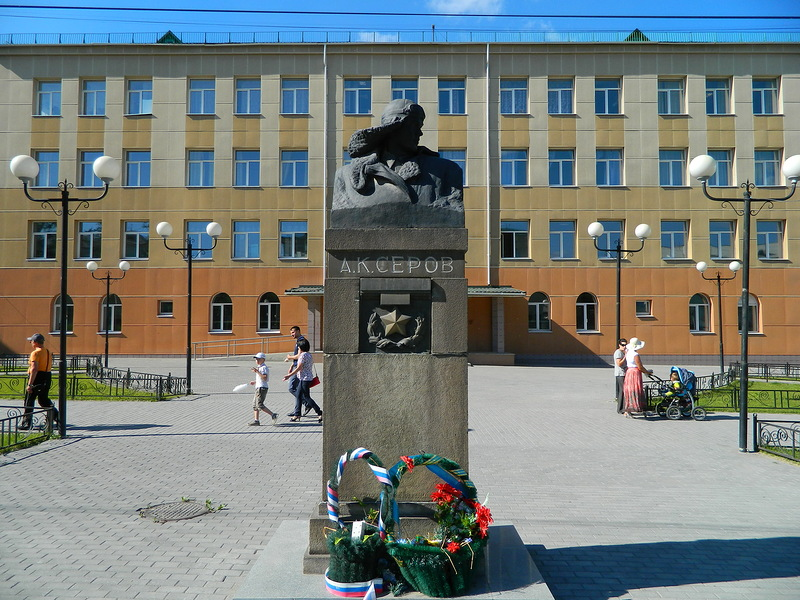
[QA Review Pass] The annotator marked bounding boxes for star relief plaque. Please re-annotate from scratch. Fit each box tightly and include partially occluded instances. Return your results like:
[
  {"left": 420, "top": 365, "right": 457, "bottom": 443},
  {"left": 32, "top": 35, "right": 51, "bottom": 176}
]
[{"left": 367, "top": 305, "right": 426, "bottom": 352}]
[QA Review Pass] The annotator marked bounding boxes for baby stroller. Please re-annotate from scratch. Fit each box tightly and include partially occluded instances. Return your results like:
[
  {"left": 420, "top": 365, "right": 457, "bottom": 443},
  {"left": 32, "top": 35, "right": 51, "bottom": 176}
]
[{"left": 652, "top": 367, "right": 706, "bottom": 421}]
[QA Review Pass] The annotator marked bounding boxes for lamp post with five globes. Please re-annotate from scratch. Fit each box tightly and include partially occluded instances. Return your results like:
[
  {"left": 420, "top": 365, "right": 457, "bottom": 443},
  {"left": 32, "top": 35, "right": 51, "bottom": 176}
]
[
  {"left": 695, "top": 260, "right": 741, "bottom": 378},
  {"left": 86, "top": 260, "right": 131, "bottom": 369}
]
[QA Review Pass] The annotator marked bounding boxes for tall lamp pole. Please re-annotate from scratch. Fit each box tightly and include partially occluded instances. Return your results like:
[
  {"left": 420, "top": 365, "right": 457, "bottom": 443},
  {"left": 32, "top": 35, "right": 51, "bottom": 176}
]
[
  {"left": 588, "top": 222, "right": 652, "bottom": 344},
  {"left": 156, "top": 221, "right": 222, "bottom": 395},
  {"left": 86, "top": 260, "right": 131, "bottom": 368},
  {"left": 695, "top": 260, "right": 741, "bottom": 377},
  {"left": 689, "top": 153, "right": 800, "bottom": 452},
  {"left": 10, "top": 154, "right": 119, "bottom": 437}
]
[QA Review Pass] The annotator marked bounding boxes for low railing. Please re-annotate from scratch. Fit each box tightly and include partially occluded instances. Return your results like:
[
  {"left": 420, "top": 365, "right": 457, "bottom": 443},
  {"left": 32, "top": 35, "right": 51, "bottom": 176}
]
[
  {"left": 0, "top": 406, "right": 53, "bottom": 452},
  {"left": 84, "top": 363, "right": 186, "bottom": 399},
  {"left": 731, "top": 362, "right": 800, "bottom": 382},
  {"left": 0, "top": 354, "right": 102, "bottom": 374},
  {"left": 754, "top": 416, "right": 800, "bottom": 462},
  {"left": 192, "top": 335, "right": 296, "bottom": 359}
]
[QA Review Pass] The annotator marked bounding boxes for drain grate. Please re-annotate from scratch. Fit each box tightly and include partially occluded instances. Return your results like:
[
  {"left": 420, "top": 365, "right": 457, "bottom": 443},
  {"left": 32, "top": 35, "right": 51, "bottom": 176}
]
[{"left": 138, "top": 501, "right": 211, "bottom": 523}]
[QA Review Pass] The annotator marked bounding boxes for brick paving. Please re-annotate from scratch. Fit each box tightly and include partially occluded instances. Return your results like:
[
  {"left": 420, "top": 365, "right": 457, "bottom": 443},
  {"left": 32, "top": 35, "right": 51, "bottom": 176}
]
[{"left": 1, "top": 358, "right": 799, "bottom": 600}]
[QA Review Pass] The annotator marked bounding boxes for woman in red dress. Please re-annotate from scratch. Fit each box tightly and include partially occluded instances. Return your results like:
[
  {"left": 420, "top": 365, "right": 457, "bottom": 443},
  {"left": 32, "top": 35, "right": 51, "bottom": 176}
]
[{"left": 622, "top": 337, "right": 652, "bottom": 417}]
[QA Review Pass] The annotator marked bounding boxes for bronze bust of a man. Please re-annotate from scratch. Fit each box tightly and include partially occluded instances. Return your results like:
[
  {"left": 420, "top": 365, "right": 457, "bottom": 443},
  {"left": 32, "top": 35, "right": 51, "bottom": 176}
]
[{"left": 331, "top": 99, "right": 464, "bottom": 228}]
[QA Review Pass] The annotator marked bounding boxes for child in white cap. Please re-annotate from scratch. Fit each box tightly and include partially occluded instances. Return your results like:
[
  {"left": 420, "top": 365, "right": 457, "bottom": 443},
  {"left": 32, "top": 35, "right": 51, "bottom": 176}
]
[{"left": 249, "top": 353, "right": 277, "bottom": 426}]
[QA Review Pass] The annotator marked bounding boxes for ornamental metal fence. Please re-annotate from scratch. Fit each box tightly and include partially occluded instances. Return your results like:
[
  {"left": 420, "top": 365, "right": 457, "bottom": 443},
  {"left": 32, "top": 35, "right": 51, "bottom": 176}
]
[
  {"left": 0, "top": 406, "right": 53, "bottom": 452},
  {"left": 84, "top": 363, "right": 186, "bottom": 399},
  {"left": 754, "top": 416, "right": 800, "bottom": 462}
]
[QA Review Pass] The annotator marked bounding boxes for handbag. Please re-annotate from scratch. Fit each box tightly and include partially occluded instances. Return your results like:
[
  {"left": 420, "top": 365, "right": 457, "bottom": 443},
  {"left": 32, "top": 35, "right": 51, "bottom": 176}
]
[{"left": 310, "top": 366, "right": 321, "bottom": 387}]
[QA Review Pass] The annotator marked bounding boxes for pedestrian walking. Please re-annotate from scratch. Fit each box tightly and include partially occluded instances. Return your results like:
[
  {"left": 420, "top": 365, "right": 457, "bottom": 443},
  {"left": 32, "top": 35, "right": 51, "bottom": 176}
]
[
  {"left": 613, "top": 338, "right": 627, "bottom": 413},
  {"left": 20, "top": 333, "right": 58, "bottom": 429},
  {"left": 248, "top": 353, "right": 278, "bottom": 426},
  {"left": 622, "top": 337, "right": 652, "bottom": 418},
  {"left": 283, "top": 339, "right": 322, "bottom": 423}
]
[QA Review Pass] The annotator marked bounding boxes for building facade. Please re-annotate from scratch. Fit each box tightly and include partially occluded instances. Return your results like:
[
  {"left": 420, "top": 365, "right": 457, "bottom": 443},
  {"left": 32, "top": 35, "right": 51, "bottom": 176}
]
[{"left": 1, "top": 37, "right": 798, "bottom": 362}]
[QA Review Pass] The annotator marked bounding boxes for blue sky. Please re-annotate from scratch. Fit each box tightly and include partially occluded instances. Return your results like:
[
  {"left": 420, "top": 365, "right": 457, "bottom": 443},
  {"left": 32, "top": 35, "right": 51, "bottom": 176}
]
[{"left": 1, "top": 0, "right": 798, "bottom": 37}]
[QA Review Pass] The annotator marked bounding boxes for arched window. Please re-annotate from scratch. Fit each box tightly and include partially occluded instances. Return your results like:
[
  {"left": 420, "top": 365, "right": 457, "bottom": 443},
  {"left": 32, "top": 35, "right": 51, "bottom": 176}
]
[
  {"left": 52, "top": 294, "right": 74, "bottom": 334},
  {"left": 101, "top": 294, "right": 122, "bottom": 333},
  {"left": 738, "top": 293, "right": 760, "bottom": 333},
  {"left": 689, "top": 293, "right": 710, "bottom": 333},
  {"left": 210, "top": 293, "right": 233, "bottom": 332},
  {"left": 258, "top": 292, "right": 281, "bottom": 332},
  {"left": 528, "top": 292, "right": 551, "bottom": 331},
  {"left": 576, "top": 292, "right": 597, "bottom": 332}
]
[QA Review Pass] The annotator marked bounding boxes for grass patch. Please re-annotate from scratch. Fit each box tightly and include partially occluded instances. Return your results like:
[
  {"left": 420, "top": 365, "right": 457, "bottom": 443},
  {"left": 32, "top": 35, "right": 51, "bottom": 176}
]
[
  {"left": 0, "top": 373, "right": 167, "bottom": 402},
  {"left": 1, "top": 430, "right": 54, "bottom": 454},
  {"left": 696, "top": 380, "right": 800, "bottom": 414}
]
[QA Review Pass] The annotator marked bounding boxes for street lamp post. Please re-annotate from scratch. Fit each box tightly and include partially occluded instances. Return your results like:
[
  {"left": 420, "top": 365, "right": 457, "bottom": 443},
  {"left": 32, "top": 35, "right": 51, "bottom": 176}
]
[
  {"left": 10, "top": 154, "right": 119, "bottom": 437},
  {"left": 156, "top": 221, "right": 222, "bottom": 395},
  {"left": 86, "top": 260, "right": 131, "bottom": 368},
  {"left": 696, "top": 260, "right": 741, "bottom": 377},
  {"left": 588, "top": 222, "right": 652, "bottom": 344},
  {"left": 689, "top": 153, "right": 800, "bottom": 452}
]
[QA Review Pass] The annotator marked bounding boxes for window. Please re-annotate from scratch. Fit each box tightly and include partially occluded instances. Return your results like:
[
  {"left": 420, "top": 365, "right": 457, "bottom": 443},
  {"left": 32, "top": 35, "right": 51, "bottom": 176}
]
[
  {"left": 708, "top": 150, "right": 732, "bottom": 187},
  {"left": 500, "top": 221, "right": 529, "bottom": 259},
  {"left": 738, "top": 293, "right": 759, "bottom": 333},
  {"left": 77, "top": 221, "right": 102, "bottom": 260},
  {"left": 123, "top": 221, "right": 149, "bottom": 260},
  {"left": 279, "top": 221, "right": 308, "bottom": 259},
  {"left": 31, "top": 222, "right": 57, "bottom": 260},
  {"left": 188, "top": 78, "right": 215, "bottom": 115},
  {"left": 439, "top": 149, "right": 466, "bottom": 183},
  {"left": 528, "top": 292, "right": 550, "bottom": 332},
  {"left": 233, "top": 221, "right": 260, "bottom": 259},
  {"left": 127, "top": 79, "right": 152, "bottom": 115},
  {"left": 709, "top": 221, "right": 735, "bottom": 260},
  {"left": 661, "top": 221, "right": 688, "bottom": 259},
  {"left": 52, "top": 294, "right": 74, "bottom": 334},
  {"left": 210, "top": 293, "right": 233, "bottom": 333},
  {"left": 689, "top": 294, "right": 710, "bottom": 333},
  {"left": 439, "top": 79, "right": 465, "bottom": 115},
  {"left": 158, "top": 300, "right": 173, "bottom": 317},
  {"left": 659, "top": 149, "right": 685, "bottom": 186},
  {"left": 79, "top": 151, "right": 103, "bottom": 187},
  {"left": 392, "top": 79, "right": 418, "bottom": 103},
  {"left": 187, "top": 150, "right": 214, "bottom": 187},
  {"left": 658, "top": 79, "right": 684, "bottom": 115},
  {"left": 125, "top": 151, "right": 151, "bottom": 187},
  {"left": 596, "top": 149, "right": 622, "bottom": 186},
  {"left": 34, "top": 151, "right": 59, "bottom": 188},
  {"left": 344, "top": 79, "right": 371, "bottom": 115},
  {"left": 100, "top": 294, "right": 122, "bottom": 334},
  {"left": 36, "top": 81, "right": 61, "bottom": 116},
  {"left": 753, "top": 78, "right": 778, "bottom": 115},
  {"left": 754, "top": 150, "right": 780, "bottom": 186},
  {"left": 595, "top": 220, "right": 623, "bottom": 259},
  {"left": 81, "top": 80, "right": 105, "bottom": 116},
  {"left": 635, "top": 300, "right": 653, "bottom": 317},
  {"left": 706, "top": 78, "right": 731, "bottom": 115},
  {"left": 186, "top": 221, "right": 216, "bottom": 260},
  {"left": 757, "top": 221, "right": 784, "bottom": 260},
  {"left": 549, "top": 150, "right": 575, "bottom": 186},
  {"left": 550, "top": 221, "right": 576, "bottom": 259},
  {"left": 343, "top": 150, "right": 352, "bottom": 166},
  {"left": 258, "top": 292, "right": 281, "bottom": 332},
  {"left": 280, "top": 150, "right": 308, "bottom": 187},
  {"left": 500, "top": 150, "right": 527, "bottom": 186},
  {"left": 548, "top": 79, "right": 573, "bottom": 114},
  {"left": 282, "top": 78, "right": 309, "bottom": 114},
  {"left": 500, "top": 79, "right": 527, "bottom": 114},
  {"left": 235, "top": 78, "right": 260, "bottom": 115},
  {"left": 595, "top": 78, "right": 621, "bottom": 115},
  {"left": 576, "top": 292, "right": 598, "bottom": 332},
  {"left": 234, "top": 150, "right": 260, "bottom": 187}
]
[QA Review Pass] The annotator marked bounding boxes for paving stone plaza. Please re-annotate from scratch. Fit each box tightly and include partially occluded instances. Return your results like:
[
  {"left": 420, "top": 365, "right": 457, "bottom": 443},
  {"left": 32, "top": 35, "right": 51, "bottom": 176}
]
[{"left": 1, "top": 357, "right": 799, "bottom": 600}]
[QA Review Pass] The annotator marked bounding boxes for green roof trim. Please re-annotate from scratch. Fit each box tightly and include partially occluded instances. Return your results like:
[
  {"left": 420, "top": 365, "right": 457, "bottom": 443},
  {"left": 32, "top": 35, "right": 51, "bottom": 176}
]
[
  {"left": 157, "top": 30, "right": 183, "bottom": 44},
  {"left": 624, "top": 29, "right": 651, "bottom": 42}
]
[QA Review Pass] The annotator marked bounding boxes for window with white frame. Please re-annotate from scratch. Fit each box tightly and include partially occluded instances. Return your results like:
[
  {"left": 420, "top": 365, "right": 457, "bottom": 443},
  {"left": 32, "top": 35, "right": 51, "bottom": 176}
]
[
  {"left": 127, "top": 79, "right": 152, "bottom": 115},
  {"left": 186, "top": 221, "right": 216, "bottom": 260},
  {"left": 576, "top": 292, "right": 598, "bottom": 332},
  {"left": 706, "top": 78, "right": 731, "bottom": 115},
  {"left": 31, "top": 222, "right": 57, "bottom": 260},
  {"left": 550, "top": 221, "right": 576, "bottom": 259},
  {"left": 548, "top": 79, "right": 573, "bottom": 114},
  {"left": 280, "top": 150, "right": 308, "bottom": 187},
  {"left": 77, "top": 221, "right": 102, "bottom": 260},
  {"left": 635, "top": 300, "right": 653, "bottom": 317},
  {"left": 158, "top": 300, "right": 173, "bottom": 317},
  {"left": 34, "top": 151, "right": 59, "bottom": 187},
  {"left": 528, "top": 292, "right": 551, "bottom": 332},
  {"left": 439, "top": 79, "right": 466, "bottom": 115},
  {"left": 549, "top": 149, "right": 575, "bottom": 186},
  {"left": 595, "top": 78, "right": 621, "bottom": 115},
  {"left": 188, "top": 78, "right": 215, "bottom": 115},
  {"left": 100, "top": 294, "right": 122, "bottom": 334},
  {"left": 81, "top": 80, "right": 105, "bottom": 116},
  {"left": 708, "top": 149, "right": 732, "bottom": 187},
  {"left": 279, "top": 221, "right": 308, "bottom": 259},
  {"left": 438, "top": 149, "right": 466, "bottom": 183},
  {"left": 595, "top": 220, "right": 623, "bottom": 259},
  {"left": 52, "top": 294, "right": 74, "bottom": 334},
  {"left": 79, "top": 151, "right": 103, "bottom": 187},
  {"left": 661, "top": 220, "right": 688, "bottom": 259},
  {"left": 258, "top": 292, "right": 281, "bottom": 332},
  {"left": 738, "top": 293, "right": 759, "bottom": 333},
  {"left": 210, "top": 293, "right": 233, "bottom": 333},
  {"left": 689, "top": 294, "right": 710, "bottom": 333},
  {"left": 234, "top": 150, "right": 260, "bottom": 187},
  {"left": 596, "top": 149, "right": 622, "bottom": 186},
  {"left": 235, "top": 78, "right": 261, "bottom": 115},
  {"left": 659, "top": 149, "right": 685, "bottom": 186},
  {"left": 752, "top": 78, "right": 778, "bottom": 115},
  {"left": 500, "top": 149, "right": 527, "bottom": 186},
  {"left": 233, "top": 221, "right": 260, "bottom": 260},
  {"left": 187, "top": 150, "right": 214, "bottom": 187},
  {"left": 500, "top": 221, "right": 529, "bottom": 259},
  {"left": 709, "top": 220, "right": 735, "bottom": 260},
  {"left": 754, "top": 150, "right": 780, "bottom": 186},
  {"left": 658, "top": 79, "right": 684, "bottom": 115},
  {"left": 36, "top": 81, "right": 61, "bottom": 116},
  {"left": 757, "top": 220, "right": 784, "bottom": 260},
  {"left": 123, "top": 221, "right": 149, "bottom": 259},
  {"left": 500, "top": 79, "right": 527, "bottom": 114},
  {"left": 344, "top": 79, "right": 371, "bottom": 115},
  {"left": 391, "top": 79, "right": 418, "bottom": 103},
  {"left": 282, "top": 78, "right": 309, "bottom": 114},
  {"left": 125, "top": 151, "right": 151, "bottom": 187}
]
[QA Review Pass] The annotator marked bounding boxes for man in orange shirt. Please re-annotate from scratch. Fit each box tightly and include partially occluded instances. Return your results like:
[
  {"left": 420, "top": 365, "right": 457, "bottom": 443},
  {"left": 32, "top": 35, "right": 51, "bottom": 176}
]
[{"left": 20, "top": 333, "right": 58, "bottom": 430}]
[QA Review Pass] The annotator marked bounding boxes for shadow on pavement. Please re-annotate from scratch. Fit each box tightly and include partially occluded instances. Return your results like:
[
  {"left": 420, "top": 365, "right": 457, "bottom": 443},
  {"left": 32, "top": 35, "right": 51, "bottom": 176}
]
[{"left": 69, "top": 423, "right": 172, "bottom": 432}]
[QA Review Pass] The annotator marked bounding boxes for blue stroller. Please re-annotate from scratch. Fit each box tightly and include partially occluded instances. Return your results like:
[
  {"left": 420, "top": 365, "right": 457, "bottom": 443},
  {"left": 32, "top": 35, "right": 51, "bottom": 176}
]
[{"left": 652, "top": 367, "right": 707, "bottom": 421}]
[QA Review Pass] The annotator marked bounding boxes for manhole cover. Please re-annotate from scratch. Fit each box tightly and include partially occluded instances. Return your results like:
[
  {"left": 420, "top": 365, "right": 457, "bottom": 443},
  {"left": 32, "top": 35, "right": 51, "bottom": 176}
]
[{"left": 138, "top": 501, "right": 211, "bottom": 523}]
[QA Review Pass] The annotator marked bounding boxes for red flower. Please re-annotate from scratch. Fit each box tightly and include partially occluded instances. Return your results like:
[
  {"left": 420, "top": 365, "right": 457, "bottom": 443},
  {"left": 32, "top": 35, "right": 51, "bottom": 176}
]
[
  {"left": 430, "top": 483, "right": 462, "bottom": 505},
  {"left": 475, "top": 503, "right": 493, "bottom": 538},
  {"left": 446, "top": 541, "right": 461, "bottom": 553},
  {"left": 400, "top": 456, "right": 415, "bottom": 473}
]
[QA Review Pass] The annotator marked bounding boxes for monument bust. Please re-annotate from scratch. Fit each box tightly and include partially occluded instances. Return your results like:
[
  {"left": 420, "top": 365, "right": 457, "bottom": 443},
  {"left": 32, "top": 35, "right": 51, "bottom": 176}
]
[{"left": 331, "top": 99, "right": 464, "bottom": 228}]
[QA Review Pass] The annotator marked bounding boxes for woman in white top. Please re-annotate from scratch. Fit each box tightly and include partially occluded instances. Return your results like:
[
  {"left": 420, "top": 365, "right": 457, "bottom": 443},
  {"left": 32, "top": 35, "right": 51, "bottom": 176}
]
[
  {"left": 622, "top": 337, "right": 652, "bottom": 417},
  {"left": 283, "top": 338, "right": 322, "bottom": 423}
]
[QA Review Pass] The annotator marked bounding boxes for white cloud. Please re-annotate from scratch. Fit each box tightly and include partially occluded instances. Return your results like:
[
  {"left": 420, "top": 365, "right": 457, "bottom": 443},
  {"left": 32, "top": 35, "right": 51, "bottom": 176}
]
[{"left": 427, "top": 0, "right": 504, "bottom": 15}]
